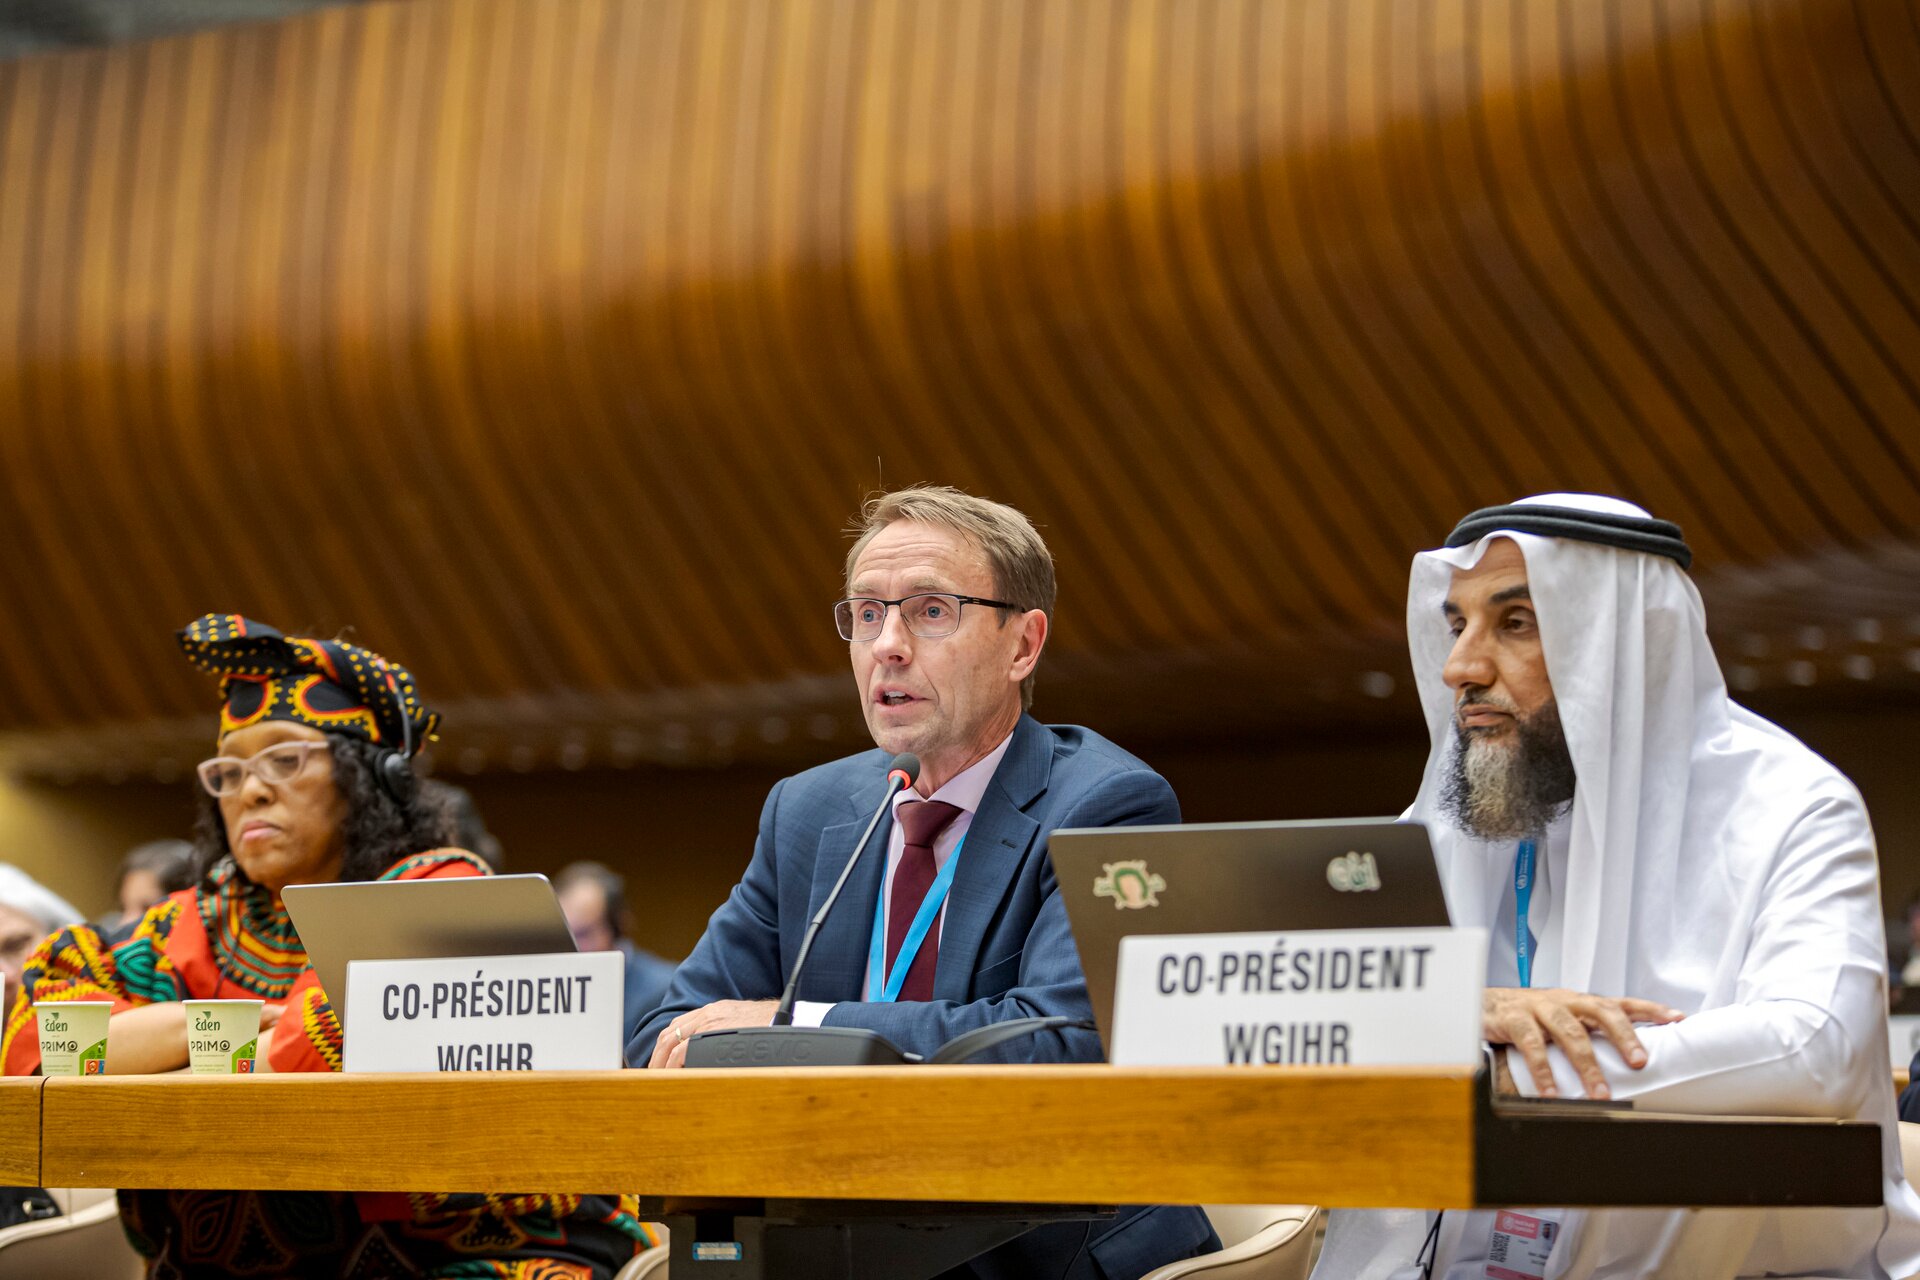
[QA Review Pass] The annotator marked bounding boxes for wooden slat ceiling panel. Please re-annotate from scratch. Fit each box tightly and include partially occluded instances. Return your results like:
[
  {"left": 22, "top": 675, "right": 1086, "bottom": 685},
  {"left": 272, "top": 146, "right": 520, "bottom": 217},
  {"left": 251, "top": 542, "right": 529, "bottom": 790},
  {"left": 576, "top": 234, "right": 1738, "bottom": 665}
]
[{"left": 0, "top": 0, "right": 1915, "bottom": 779}]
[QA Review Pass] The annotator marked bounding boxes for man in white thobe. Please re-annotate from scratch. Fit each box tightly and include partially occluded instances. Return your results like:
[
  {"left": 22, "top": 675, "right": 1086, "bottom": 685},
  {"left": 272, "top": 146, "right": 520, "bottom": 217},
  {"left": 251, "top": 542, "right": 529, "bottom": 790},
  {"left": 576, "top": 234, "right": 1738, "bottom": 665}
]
[{"left": 1316, "top": 494, "right": 1920, "bottom": 1280}]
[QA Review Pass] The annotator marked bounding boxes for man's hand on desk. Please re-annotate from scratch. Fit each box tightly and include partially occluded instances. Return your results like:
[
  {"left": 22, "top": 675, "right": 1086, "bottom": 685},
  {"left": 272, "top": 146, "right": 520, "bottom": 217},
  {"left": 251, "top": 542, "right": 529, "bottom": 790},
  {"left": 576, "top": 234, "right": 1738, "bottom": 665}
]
[
  {"left": 1483, "top": 987, "right": 1684, "bottom": 1100},
  {"left": 648, "top": 1000, "right": 779, "bottom": 1069}
]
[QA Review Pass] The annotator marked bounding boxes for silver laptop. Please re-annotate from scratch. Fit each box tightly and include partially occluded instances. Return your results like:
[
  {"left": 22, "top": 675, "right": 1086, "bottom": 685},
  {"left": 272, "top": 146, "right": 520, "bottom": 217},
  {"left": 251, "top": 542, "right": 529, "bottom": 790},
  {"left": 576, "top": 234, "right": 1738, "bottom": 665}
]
[
  {"left": 1049, "top": 818, "right": 1450, "bottom": 1049},
  {"left": 283, "top": 874, "right": 576, "bottom": 1024}
]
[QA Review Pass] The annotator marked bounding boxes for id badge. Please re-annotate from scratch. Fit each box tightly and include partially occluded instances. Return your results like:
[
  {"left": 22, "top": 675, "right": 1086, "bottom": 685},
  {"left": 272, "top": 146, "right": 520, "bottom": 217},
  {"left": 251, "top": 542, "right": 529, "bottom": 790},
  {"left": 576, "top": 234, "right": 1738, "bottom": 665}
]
[{"left": 1483, "top": 1210, "right": 1562, "bottom": 1280}]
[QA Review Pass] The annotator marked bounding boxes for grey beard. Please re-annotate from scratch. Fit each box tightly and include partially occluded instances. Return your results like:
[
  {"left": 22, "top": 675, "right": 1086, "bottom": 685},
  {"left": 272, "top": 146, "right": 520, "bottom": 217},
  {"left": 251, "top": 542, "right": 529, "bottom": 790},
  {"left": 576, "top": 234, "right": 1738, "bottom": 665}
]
[{"left": 1439, "top": 700, "right": 1577, "bottom": 841}]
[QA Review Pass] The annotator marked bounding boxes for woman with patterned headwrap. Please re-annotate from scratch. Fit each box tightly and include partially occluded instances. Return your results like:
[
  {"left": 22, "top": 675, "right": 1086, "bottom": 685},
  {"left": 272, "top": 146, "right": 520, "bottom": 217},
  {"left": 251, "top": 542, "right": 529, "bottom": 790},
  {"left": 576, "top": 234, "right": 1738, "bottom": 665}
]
[{"left": 0, "top": 615, "right": 655, "bottom": 1279}]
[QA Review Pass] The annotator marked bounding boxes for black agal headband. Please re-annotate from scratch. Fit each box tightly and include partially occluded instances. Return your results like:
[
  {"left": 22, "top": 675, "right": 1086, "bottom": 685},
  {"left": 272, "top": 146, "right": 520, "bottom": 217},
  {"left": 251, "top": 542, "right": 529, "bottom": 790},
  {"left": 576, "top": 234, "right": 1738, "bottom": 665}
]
[{"left": 1444, "top": 503, "right": 1693, "bottom": 570}]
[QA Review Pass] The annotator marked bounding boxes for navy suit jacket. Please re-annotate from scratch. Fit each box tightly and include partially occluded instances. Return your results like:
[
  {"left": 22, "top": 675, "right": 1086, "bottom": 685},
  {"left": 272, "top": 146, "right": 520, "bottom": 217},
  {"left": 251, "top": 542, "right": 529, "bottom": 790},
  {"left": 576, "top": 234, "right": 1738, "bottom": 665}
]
[
  {"left": 628, "top": 715, "right": 1217, "bottom": 1278},
  {"left": 619, "top": 942, "right": 678, "bottom": 1043}
]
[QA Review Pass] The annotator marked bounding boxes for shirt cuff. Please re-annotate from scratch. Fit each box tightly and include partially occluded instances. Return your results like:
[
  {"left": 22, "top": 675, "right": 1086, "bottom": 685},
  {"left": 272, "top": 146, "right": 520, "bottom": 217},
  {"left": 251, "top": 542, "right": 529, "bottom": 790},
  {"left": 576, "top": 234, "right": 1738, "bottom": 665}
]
[
  {"left": 1504, "top": 1042, "right": 1622, "bottom": 1100},
  {"left": 791, "top": 1001, "right": 835, "bottom": 1028}
]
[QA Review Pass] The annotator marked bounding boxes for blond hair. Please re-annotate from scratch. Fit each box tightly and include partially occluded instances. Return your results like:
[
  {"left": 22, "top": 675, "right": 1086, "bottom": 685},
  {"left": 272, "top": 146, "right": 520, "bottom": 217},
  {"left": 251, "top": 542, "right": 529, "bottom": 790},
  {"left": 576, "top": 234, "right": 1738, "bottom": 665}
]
[{"left": 844, "top": 486, "right": 1055, "bottom": 708}]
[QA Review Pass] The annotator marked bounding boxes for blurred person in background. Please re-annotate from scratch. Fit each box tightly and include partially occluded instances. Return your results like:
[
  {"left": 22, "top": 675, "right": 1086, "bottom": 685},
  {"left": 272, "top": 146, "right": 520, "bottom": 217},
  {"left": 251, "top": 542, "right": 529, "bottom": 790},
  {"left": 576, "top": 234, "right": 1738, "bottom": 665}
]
[
  {"left": 1899, "top": 894, "right": 1920, "bottom": 993},
  {"left": 1899, "top": 896, "right": 1920, "bottom": 1119},
  {"left": 556, "top": 860, "right": 676, "bottom": 1036},
  {"left": 428, "top": 779, "right": 506, "bottom": 871},
  {"left": 2, "top": 615, "right": 655, "bottom": 1279},
  {"left": 0, "top": 871, "right": 73, "bottom": 1233},
  {"left": 0, "top": 864, "right": 81, "bottom": 994},
  {"left": 106, "top": 839, "right": 195, "bottom": 930}
]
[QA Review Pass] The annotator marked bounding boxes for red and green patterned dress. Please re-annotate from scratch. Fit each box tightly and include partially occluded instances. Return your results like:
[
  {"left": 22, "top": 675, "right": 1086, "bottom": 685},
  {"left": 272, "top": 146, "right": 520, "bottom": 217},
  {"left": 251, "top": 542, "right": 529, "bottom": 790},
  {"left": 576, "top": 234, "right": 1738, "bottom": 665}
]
[{"left": 0, "top": 849, "right": 657, "bottom": 1279}]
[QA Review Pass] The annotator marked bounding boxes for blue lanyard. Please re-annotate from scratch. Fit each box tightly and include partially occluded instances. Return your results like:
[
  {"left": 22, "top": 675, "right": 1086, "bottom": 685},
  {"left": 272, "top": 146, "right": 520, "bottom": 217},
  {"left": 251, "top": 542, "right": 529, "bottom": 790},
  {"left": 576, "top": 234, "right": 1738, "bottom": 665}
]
[
  {"left": 1514, "top": 838, "right": 1537, "bottom": 990},
  {"left": 867, "top": 831, "right": 968, "bottom": 1003}
]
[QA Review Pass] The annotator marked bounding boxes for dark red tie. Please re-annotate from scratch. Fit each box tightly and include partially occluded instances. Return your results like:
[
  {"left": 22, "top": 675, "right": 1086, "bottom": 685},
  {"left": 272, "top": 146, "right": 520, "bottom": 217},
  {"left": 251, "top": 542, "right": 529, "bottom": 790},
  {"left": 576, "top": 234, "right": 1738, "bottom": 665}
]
[{"left": 885, "top": 799, "right": 963, "bottom": 1003}]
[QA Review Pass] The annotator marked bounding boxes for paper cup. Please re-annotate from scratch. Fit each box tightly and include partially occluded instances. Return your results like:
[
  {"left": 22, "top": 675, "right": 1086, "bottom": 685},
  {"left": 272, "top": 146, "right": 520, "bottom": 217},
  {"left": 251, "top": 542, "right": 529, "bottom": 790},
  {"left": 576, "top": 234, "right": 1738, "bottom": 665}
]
[
  {"left": 185, "top": 999, "right": 263, "bottom": 1075},
  {"left": 36, "top": 1001, "right": 112, "bottom": 1077}
]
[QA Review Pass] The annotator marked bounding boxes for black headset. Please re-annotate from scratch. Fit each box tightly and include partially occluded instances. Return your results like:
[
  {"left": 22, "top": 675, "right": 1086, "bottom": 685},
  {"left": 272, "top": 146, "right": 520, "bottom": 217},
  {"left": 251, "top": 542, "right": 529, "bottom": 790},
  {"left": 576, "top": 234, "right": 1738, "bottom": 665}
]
[{"left": 372, "top": 661, "right": 418, "bottom": 806}]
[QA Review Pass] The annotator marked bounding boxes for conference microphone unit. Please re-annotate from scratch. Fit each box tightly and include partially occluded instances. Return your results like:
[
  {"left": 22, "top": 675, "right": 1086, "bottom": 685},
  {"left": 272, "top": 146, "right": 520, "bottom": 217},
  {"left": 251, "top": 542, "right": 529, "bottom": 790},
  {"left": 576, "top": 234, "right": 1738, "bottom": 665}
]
[{"left": 685, "top": 753, "right": 922, "bottom": 1068}]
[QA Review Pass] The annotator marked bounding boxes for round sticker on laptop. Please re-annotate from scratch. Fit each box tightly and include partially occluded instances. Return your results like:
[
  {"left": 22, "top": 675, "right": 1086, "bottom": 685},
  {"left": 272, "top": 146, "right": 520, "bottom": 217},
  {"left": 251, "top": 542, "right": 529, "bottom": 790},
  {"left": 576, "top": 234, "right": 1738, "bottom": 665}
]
[{"left": 1093, "top": 860, "right": 1165, "bottom": 909}]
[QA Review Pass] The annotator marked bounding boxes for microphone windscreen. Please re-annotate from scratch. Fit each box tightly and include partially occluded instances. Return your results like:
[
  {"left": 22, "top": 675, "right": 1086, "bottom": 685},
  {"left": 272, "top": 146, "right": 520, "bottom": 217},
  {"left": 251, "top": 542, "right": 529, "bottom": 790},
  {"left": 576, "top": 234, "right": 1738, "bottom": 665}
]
[{"left": 888, "top": 753, "right": 921, "bottom": 786}]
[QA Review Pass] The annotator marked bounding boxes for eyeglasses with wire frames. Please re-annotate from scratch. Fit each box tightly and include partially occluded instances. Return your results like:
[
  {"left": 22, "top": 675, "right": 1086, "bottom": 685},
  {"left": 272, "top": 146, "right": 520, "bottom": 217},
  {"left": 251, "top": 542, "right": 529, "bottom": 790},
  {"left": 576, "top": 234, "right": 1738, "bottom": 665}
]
[
  {"left": 196, "top": 741, "right": 332, "bottom": 798},
  {"left": 833, "top": 593, "right": 1020, "bottom": 642}
]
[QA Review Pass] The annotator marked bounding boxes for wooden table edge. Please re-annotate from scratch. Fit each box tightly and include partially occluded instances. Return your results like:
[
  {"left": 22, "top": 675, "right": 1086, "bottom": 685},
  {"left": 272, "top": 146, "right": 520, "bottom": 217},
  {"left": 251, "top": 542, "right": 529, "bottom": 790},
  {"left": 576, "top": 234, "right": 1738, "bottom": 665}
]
[
  {"left": 0, "top": 1076, "right": 43, "bottom": 1186},
  {"left": 41, "top": 1066, "right": 1480, "bottom": 1206}
]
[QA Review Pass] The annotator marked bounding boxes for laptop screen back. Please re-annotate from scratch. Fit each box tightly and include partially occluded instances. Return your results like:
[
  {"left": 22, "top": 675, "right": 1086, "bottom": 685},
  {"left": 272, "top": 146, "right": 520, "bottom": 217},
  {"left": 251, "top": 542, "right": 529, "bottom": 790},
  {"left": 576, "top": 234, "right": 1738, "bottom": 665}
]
[
  {"left": 1049, "top": 818, "right": 1449, "bottom": 1049},
  {"left": 283, "top": 874, "right": 576, "bottom": 1025}
]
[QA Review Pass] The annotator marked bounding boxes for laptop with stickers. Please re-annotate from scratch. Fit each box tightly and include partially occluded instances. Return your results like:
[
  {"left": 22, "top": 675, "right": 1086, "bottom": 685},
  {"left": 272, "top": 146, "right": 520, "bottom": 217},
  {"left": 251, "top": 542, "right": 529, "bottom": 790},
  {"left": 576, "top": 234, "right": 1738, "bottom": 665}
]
[{"left": 1048, "top": 818, "right": 1450, "bottom": 1050}]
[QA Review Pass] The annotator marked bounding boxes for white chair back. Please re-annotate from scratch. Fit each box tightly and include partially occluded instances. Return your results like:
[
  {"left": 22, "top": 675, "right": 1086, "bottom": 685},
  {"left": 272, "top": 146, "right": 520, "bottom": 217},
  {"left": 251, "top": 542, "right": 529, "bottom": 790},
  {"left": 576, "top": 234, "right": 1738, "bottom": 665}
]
[
  {"left": 614, "top": 1241, "right": 670, "bottom": 1279},
  {"left": 0, "top": 1187, "right": 144, "bottom": 1280},
  {"left": 1139, "top": 1204, "right": 1319, "bottom": 1280}
]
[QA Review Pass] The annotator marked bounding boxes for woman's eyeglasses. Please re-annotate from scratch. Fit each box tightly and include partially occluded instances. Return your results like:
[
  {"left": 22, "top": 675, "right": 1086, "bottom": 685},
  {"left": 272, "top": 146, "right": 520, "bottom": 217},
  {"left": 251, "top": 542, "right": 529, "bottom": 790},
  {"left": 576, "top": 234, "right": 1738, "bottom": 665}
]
[{"left": 195, "top": 741, "right": 331, "bottom": 797}]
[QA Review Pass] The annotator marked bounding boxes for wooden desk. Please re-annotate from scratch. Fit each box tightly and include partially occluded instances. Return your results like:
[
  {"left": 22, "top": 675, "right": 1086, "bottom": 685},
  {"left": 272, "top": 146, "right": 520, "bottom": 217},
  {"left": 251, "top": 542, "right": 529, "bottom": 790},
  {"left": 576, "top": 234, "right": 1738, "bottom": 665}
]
[
  {"left": 32, "top": 1067, "right": 1882, "bottom": 1209},
  {"left": 0, "top": 1078, "right": 38, "bottom": 1184},
  {"left": 41, "top": 1067, "right": 1473, "bottom": 1206}
]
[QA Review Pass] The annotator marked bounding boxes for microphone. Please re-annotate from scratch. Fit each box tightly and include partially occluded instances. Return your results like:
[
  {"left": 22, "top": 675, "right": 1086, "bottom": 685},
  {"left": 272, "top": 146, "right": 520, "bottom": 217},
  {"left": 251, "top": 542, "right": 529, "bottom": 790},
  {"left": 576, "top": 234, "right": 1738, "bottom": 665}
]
[
  {"left": 886, "top": 756, "right": 920, "bottom": 790},
  {"left": 685, "top": 753, "right": 924, "bottom": 1068},
  {"left": 769, "top": 752, "right": 918, "bottom": 1025}
]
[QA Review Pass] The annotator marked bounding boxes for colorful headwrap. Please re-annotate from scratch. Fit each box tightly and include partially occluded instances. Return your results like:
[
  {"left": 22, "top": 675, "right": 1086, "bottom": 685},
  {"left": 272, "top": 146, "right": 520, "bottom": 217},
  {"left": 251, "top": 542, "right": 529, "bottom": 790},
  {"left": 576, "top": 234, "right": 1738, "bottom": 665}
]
[{"left": 177, "top": 615, "right": 438, "bottom": 753}]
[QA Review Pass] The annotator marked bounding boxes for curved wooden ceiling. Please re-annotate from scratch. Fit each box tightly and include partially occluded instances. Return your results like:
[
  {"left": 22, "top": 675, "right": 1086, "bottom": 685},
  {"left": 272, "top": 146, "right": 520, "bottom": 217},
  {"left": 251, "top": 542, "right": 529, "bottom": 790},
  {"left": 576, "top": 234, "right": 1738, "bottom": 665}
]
[
  {"left": 0, "top": 0, "right": 1916, "bottom": 780},
  {"left": 0, "top": 0, "right": 360, "bottom": 60}
]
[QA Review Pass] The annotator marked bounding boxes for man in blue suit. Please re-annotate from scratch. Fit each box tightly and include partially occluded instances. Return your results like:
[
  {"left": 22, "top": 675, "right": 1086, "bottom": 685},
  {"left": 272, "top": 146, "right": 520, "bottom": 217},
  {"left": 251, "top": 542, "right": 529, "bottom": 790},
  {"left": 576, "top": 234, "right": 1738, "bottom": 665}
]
[{"left": 629, "top": 485, "right": 1217, "bottom": 1280}]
